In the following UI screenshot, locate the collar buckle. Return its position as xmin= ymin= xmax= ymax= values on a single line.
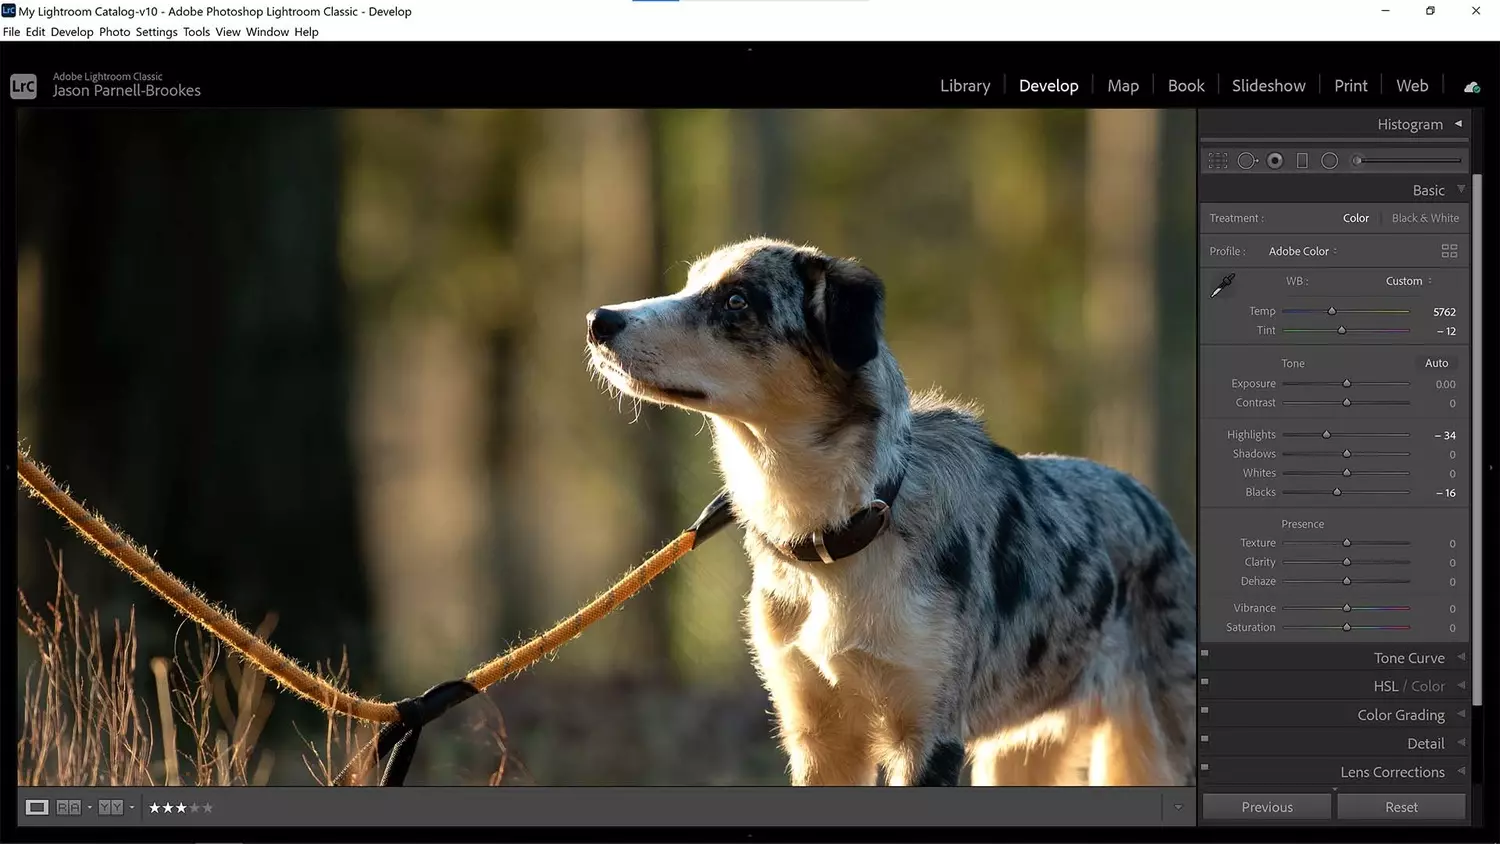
xmin=811 ymin=530 xmax=836 ymax=565
xmin=771 ymin=473 xmax=904 ymax=565
xmin=801 ymin=497 xmax=893 ymax=565
xmin=869 ymin=499 xmax=891 ymax=536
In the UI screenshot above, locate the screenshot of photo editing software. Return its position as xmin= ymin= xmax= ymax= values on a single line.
xmin=1 ymin=3 xmax=1497 ymax=843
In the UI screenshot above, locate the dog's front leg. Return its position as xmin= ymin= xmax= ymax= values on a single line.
xmin=757 ymin=649 xmax=876 ymax=785
xmin=879 ymin=730 xmax=966 ymax=786
xmin=771 ymin=656 xmax=876 ymax=786
xmin=749 ymin=593 xmax=875 ymax=785
xmin=867 ymin=663 xmax=963 ymax=786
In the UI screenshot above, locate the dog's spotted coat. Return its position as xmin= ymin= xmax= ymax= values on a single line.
xmin=587 ymin=238 xmax=1197 ymax=787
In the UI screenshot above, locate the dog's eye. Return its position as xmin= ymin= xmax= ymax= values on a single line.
xmin=725 ymin=293 xmax=748 ymax=311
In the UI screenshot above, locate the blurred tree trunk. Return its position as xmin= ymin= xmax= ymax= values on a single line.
xmin=1153 ymin=110 xmax=1198 ymax=545
xmin=512 ymin=109 xmax=678 ymax=679
xmin=23 ymin=112 xmax=374 ymax=690
xmin=638 ymin=110 xmax=684 ymax=676
xmin=579 ymin=108 xmax=679 ymax=679
xmin=745 ymin=110 xmax=791 ymax=238
xmin=658 ymin=110 xmax=756 ymax=686
xmin=967 ymin=110 xmax=1066 ymax=447
xmin=354 ymin=322 xmax=494 ymax=688
xmin=510 ymin=111 xmax=583 ymax=641
xmin=339 ymin=110 xmax=523 ymax=694
xmin=1083 ymin=110 xmax=1161 ymax=485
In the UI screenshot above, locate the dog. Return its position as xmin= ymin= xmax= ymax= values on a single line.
xmin=585 ymin=238 xmax=1197 ymax=787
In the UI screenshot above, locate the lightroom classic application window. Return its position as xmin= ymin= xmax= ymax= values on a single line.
xmin=2 ymin=3 xmax=1495 ymax=843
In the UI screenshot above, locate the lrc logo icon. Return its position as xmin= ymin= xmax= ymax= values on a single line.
xmin=1 ymin=4 xmax=17 ymax=17
xmin=10 ymin=73 xmax=37 ymax=100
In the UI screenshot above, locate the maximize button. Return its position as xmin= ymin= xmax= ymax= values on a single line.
xmin=1203 ymin=793 xmax=1331 ymax=821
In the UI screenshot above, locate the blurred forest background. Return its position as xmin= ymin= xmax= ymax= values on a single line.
xmin=14 ymin=109 xmax=1196 ymax=786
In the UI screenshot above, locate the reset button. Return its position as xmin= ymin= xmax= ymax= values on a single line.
xmin=1337 ymin=793 xmax=1466 ymax=820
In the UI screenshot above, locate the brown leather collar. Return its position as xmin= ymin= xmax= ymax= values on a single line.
xmin=773 ymin=473 xmax=905 ymax=564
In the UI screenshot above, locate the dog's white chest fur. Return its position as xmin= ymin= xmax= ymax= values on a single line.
xmin=752 ymin=539 xmax=949 ymax=687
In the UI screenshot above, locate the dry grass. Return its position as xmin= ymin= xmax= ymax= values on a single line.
xmin=16 ymin=552 xmax=512 ymax=787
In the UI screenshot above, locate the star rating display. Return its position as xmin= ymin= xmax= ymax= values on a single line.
xmin=147 ymin=801 xmax=213 ymax=815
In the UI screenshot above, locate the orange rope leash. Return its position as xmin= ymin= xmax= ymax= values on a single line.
xmin=15 ymin=446 xmax=703 ymax=724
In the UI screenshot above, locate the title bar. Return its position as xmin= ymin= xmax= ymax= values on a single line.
xmin=0 ymin=1 xmax=1495 ymax=42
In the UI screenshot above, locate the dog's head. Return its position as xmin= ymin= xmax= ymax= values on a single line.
xmin=586 ymin=238 xmax=886 ymax=426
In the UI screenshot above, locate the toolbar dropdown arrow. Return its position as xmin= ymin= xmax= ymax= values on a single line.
xmin=1458 ymin=709 xmax=1467 ymax=718
xmin=1459 ymin=767 xmax=1467 ymax=776
xmin=1459 ymin=738 xmax=1467 ymax=747
xmin=1459 ymin=680 xmax=1468 ymax=690
xmin=1173 ymin=804 xmax=1184 ymax=811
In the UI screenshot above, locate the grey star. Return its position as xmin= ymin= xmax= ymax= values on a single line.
xmin=190 ymin=804 xmax=200 ymax=813
xmin=203 ymin=804 xmax=213 ymax=814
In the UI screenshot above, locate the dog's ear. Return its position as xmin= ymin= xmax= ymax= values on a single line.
xmin=796 ymin=252 xmax=885 ymax=373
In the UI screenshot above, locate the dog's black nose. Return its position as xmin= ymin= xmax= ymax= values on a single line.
xmin=587 ymin=307 xmax=627 ymax=344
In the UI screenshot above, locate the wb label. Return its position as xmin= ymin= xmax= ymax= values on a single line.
xmin=10 ymin=73 xmax=37 ymax=100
